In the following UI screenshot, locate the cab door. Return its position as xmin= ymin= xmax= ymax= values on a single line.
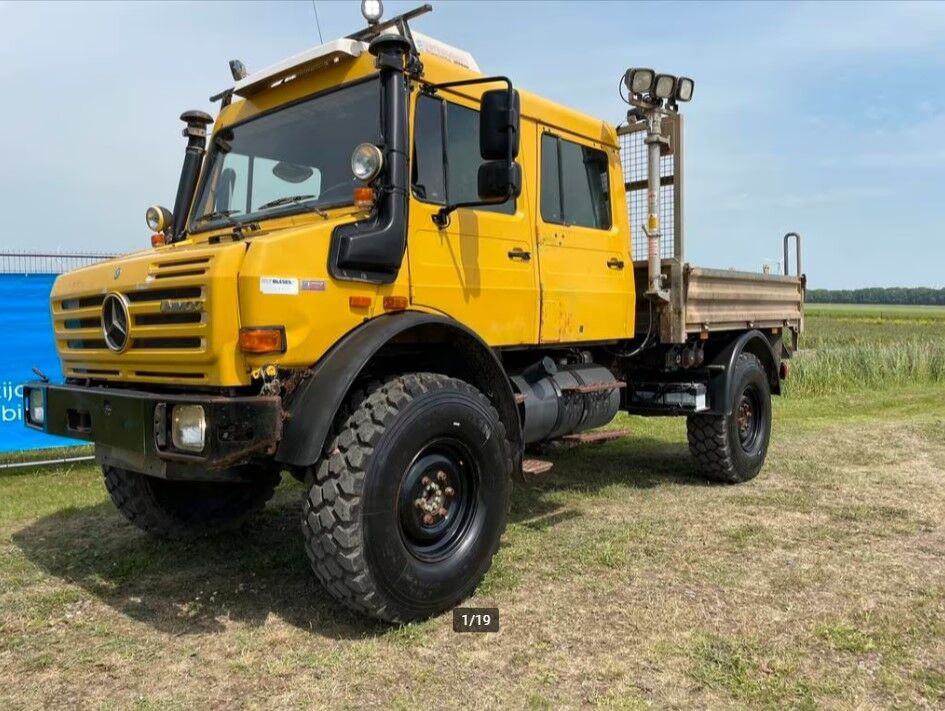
xmin=407 ymin=92 xmax=538 ymax=346
xmin=536 ymin=129 xmax=630 ymax=342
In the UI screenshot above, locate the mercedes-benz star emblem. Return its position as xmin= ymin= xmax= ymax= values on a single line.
xmin=101 ymin=293 xmax=130 ymax=353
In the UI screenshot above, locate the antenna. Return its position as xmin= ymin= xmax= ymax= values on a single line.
xmin=311 ymin=0 xmax=324 ymax=44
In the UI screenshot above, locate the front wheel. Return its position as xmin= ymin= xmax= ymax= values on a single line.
xmin=301 ymin=373 xmax=512 ymax=622
xmin=103 ymin=465 xmax=281 ymax=539
xmin=687 ymin=352 xmax=772 ymax=484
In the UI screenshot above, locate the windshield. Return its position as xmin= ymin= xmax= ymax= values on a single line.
xmin=190 ymin=78 xmax=381 ymax=232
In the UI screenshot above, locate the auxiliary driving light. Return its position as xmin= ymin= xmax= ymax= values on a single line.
xmin=624 ymin=67 xmax=655 ymax=96
xmin=27 ymin=388 xmax=45 ymax=426
xmin=171 ymin=404 xmax=206 ymax=452
xmin=145 ymin=205 xmax=173 ymax=233
xmin=361 ymin=0 xmax=383 ymax=25
xmin=653 ymin=74 xmax=677 ymax=100
xmin=675 ymin=76 xmax=695 ymax=102
xmin=351 ymin=143 xmax=383 ymax=182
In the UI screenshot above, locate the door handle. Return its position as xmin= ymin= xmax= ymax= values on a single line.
xmin=508 ymin=249 xmax=531 ymax=262
xmin=607 ymin=258 xmax=625 ymax=270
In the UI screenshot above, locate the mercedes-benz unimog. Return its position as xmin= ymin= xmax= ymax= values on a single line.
xmin=24 ymin=3 xmax=804 ymax=622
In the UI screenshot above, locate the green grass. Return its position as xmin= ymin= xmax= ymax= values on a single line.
xmin=788 ymin=301 xmax=945 ymax=397
xmin=1 ymin=303 xmax=945 ymax=708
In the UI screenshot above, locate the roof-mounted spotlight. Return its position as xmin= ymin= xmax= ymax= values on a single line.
xmin=361 ymin=0 xmax=384 ymax=25
xmin=624 ymin=67 xmax=655 ymax=96
xmin=675 ymin=76 xmax=695 ymax=102
xmin=229 ymin=59 xmax=248 ymax=81
xmin=653 ymin=74 xmax=677 ymax=100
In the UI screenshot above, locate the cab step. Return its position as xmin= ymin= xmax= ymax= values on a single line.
xmin=522 ymin=458 xmax=554 ymax=476
xmin=559 ymin=429 xmax=627 ymax=445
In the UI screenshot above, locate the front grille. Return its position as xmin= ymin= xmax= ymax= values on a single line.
xmin=148 ymin=256 xmax=212 ymax=280
xmin=55 ymin=256 xmax=213 ymax=355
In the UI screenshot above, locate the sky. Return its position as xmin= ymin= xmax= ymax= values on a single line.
xmin=0 ymin=0 xmax=942 ymax=289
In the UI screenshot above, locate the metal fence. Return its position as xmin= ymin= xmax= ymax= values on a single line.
xmin=618 ymin=115 xmax=684 ymax=264
xmin=0 ymin=251 xmax=118 ymax=275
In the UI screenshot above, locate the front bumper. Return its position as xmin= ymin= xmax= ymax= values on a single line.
xmin=23 ymin=382 xmax=282 ymax=480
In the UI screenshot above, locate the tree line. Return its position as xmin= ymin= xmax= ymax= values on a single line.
xmin=807 ymin=287 xmax=945 ymax=305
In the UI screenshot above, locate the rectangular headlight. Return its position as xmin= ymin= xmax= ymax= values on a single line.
xmin=171 ymin=404 xmax=206 ymax=452
xmin=27 ymin=388 xmax=45 ymax=426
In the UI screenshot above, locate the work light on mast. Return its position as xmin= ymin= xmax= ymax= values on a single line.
xmin=621 ymin=66 xmax=695 ymax=302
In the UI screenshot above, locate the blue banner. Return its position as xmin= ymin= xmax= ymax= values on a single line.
xmin=0 ymin=274 xmax=79 ymax=452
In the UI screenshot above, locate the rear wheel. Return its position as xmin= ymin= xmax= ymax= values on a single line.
xmin=301 ymin=373 xmax=512 ymax=622
xmin=687 ymin=352 xmax=772 ymax=484
xmin=103 ymin=465 xmax=281 ymax=539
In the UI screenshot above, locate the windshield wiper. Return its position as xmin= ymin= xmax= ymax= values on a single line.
xmin=257 ymin=195 xmax=316 ymax=210
xmin=194 ymin=209 xmax=241 ymax=225
xmin=256 ymin=194 xmax=328 ymax=217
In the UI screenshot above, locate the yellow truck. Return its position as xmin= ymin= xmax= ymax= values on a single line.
xmin=24 ymin=4 xmax=804 ymax=622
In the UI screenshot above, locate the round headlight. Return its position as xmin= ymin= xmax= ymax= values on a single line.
xmin=351 ymin=143 xmax=383 ymax=182
xmin=145 ymin=205 xmax=173 ymax=232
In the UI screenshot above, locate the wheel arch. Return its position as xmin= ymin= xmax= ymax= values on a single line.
xmin=705 ymin=329 xmax=781 ymax=416
xmin=275 ymin=311 xmax=522 ymax=468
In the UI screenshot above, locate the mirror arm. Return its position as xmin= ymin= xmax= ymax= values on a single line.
xmin=424 ymin=75 xmax=518 ymax=229
xmin=431 ymin=189 xmax=515 ymax=229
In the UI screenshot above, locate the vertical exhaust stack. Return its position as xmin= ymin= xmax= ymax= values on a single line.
xmin=171 ymin=110 xmax=214 ymax=242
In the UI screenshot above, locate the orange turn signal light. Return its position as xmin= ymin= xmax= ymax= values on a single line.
xmin=239 ymin=327 xmax=285 ymax=354
xmin=383 ymin=296 xmax=408 ymax=311
xmin=151 ymin=233 xmax=166 ymax=247
xmin=349 ymin=295 xmax=372 ymax=308
xmin=353 ymin=187 xmax=374 ymax=208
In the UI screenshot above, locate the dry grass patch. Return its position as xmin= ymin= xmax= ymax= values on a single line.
xmin=1 ymin=392 xmax=945 ymax=708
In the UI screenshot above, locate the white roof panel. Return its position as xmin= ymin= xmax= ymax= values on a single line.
xmin=233 ymin=38 xmax=368 ymax=98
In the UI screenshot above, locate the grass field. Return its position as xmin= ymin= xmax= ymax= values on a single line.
xmin=2 ymin=306 xmax=945 ymax=709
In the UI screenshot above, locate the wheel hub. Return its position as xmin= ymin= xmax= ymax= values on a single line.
xmin=414 ymin=470 xmax=456 ymax=526
xmin=736 ymin=387 xmax=761 ymax=450
xmin=397 ymin=440 xmax=477 ymax=562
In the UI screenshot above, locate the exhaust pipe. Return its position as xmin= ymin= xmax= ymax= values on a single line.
xmin=171 ymin=110 xmax=214 ymax=241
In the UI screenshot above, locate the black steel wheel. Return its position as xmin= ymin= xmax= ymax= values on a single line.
xmin=301 ymin=373 xmax=512 ymax=622
xmin=687 ymin=352 xmax=772 ymax=483
xmin=397 ymin=438 xmax=479 ymax=562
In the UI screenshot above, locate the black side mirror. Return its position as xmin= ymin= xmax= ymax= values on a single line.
xmin=480 ymin=89 xmax=520 ymax=160
xmin=478 ymin=161 xmax=522 ymax=201
xmin=478 ymin=88 xmax=521 ymax=202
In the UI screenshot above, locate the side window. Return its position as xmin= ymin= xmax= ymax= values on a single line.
xmin=413 ymin=95 xmax=446 ymax=203
xmin=412 ymin=95 xmax=515 ymax=214
xmin=540 ymin=134 xmax=561 ymax=223
xmin=540 ymin=134 xmax=612 ymax=230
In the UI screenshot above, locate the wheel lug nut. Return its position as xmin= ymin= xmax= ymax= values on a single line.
xmin=436 ymin=470 xmax=447 ymax=483
xmin=423 ymin=513 xmax=434 ymax=525
xmin=421 ymin=476 xmax=431 ymax=486
xmin=438 ymin=507 xmax=448 ymax=518
xmin=444 ymin=487 xmax=455 ymax=497
xmin=414 ymin=498 xmax=425 ymax=509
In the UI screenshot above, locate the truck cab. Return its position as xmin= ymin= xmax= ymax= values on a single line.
xmin=24 ymin=4 xmax=804 ymax=623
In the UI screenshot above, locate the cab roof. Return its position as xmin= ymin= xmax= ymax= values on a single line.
xmin=215 ymin=34 xmax=617 ymax=149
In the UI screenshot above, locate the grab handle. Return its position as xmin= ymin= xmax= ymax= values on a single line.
xmin=783 ymin=232 xmax=801 ymax=276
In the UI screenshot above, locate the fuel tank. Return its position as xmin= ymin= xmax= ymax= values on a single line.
xmin=511 ymin=357 xmax=621 ymax=444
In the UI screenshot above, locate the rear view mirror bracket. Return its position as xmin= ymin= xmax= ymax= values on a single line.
xmin=423 ymin=75 xmax=521 ymax=228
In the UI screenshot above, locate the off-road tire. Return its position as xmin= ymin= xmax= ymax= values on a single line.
xmin=301 ymin=373 xmax=512 ymax=623
xmin=103 ymin=465 xmax=281 ymax=539
xmin=687 ymin=352 xmax=772 ymax=484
